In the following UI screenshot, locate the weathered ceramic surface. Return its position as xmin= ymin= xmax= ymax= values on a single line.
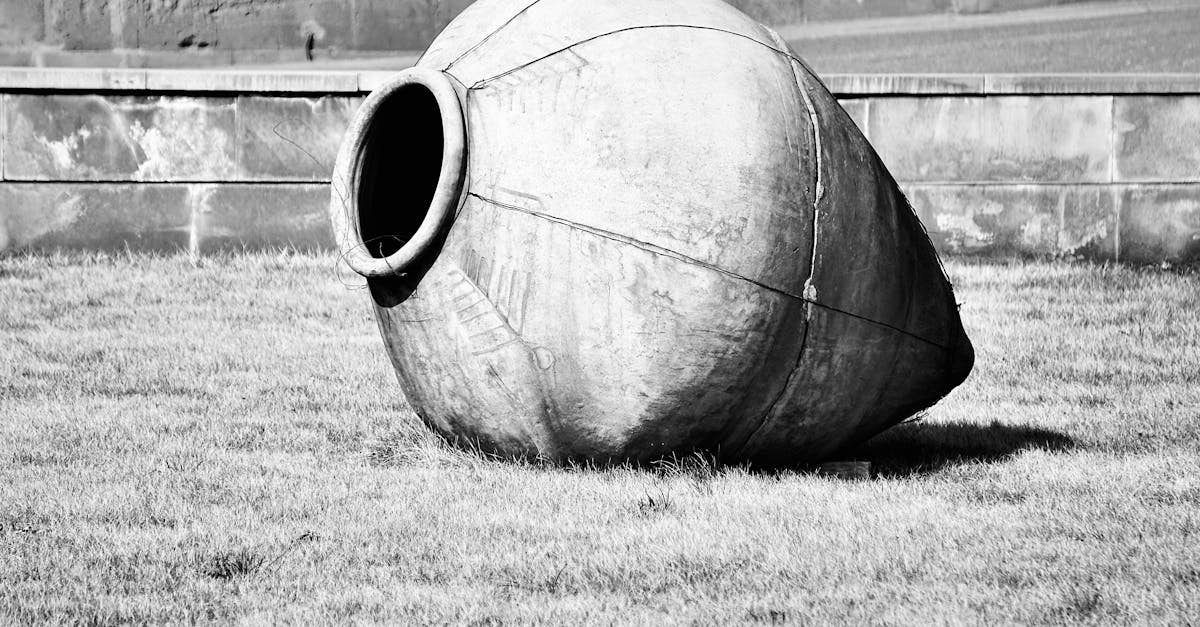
xmin=330 ymin=0 xmax=974 ymax=464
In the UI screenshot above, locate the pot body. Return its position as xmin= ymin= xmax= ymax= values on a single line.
xmin=331 ymin=0 xmax=974 ymax=464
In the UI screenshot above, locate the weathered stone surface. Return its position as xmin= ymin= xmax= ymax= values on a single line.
xmin=0 ymin=183 xmax=191 ymax=252
xmin=0 ymin=49 xmax=32 ymax=66
xmin=351 ymin=0 xmax=474 ymax=51
xmin=0 ymin=0 xmax=44 ymax=47
xmin=125 ymin=0 xmax=472 ymax=52
xmin=837 ymin=98 xmax=869 ymax=138
xmin=905 ymin=184 xmax=1118 ymax=257
xmin=0 ymin=68 xmax=145 ymax=90
xmin=824 ymin=74 xmax=984 ymax=95
xmin=144 ymin=70 xmax=358 ymax=93
xmin=195 ymin=184 xmax=333 ymax=252
xmin=871 ymin=96 xmax=1113 ymax=182
xmin=985 ymin=74 xmax=1200 ymax=95
xmin=5 ymin=0 xmax=1177 ymax=57
xmin=24 ymin=48 xmax=238 ymax=69
xmin=1119 ymin=186 xmax=1200 ymax=264
xmin=1115 ymin=96 xmax=1200 ymax=183
xmin=217 ymin=0 xmax=354 ymax=51
xmin=134 ymin=0 xmax=223 ymax=50
xmin=123 ymin=48 xmax=236 ymax=68
xmin=3 ymin=94 xmax=236 ymax=182
xmin=238 ymin=96 xmax=362 ymax=181
xmin=41 ymin=0 xmax=118 ymax=50
xmin=1060 ymin=186 xmax=1120 ymax=260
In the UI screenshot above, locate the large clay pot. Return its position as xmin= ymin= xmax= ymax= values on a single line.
xmin=330 ymin=0 xmax=974 ymax=465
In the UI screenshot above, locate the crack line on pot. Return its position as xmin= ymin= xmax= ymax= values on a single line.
xmin=468 ymin=193 xmax=950 ymax=351
xmin=795 ymin=77 xmax=824 ymax=308
xmin=737 ymin=29 xmax=826 ymax=457
xmin=468 ymin=24 xmax=789 ymax=90
xmin=441 ymin=0 xmax=550 ymax=72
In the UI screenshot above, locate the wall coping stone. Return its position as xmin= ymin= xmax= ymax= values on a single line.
xmin=144 ymin=69 xmax=360 ymax=93
xmin=2 ymin=68 xmax=1200 ymax=95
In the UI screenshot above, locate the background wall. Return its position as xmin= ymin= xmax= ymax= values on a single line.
xmin=0 ymin=0 xmax=474 ymax=54
xmin=0 ymin=0 xmax=1106 ymax=59
xmin=0 ymin=69 xmax=1196 ymax=264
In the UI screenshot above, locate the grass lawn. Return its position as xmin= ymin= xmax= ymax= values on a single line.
xmin=1 ymin=252 xmax=1198 ymax=624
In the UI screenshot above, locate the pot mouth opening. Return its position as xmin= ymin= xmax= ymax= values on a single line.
xmin=337 ymin=68 xmax=466 ymax=278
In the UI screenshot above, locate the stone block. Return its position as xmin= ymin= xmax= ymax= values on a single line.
xmin=0 ymin=0 xmax=44 ymax=46
xmin=133 ymin=0 xmax=222 ymax=50
xmin=904 ymin=184 xmax=1118 ymax=258
xmin=1060 ymin=186 xmax=1120 ymax=260
xmin=1118 ymin=186 xmax=1200 ymax=264
xmin=133 ymin=0 xmax=351 ymax=51
xmin=215 ymin=0 xmax=354 ymax=51
xmin=351 ymin=0 xmax=474 ymax=51
xmin=42 ymin=0 xmax=114 ymax=49
xmin=3 ymin=94 xmax=236 ymax=182
xmin=1115 ymin=96 xmax=1200 ymax=183
xmin=237 ymin=96 xmax=362 ymax=181
xmin=838 ymin=98 xmax=869 ymax=138
xmin=870 ymin=96 xmax=1113 ymax=183
xmin=195 ymin=184 xmax=334 ymax=253
xmin=0 ymin=49 xmax=32 ymax=66
xmin=0 ymin=183 xmax=191 ymax=252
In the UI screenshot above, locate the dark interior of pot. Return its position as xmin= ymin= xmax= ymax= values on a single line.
xmin=356 ymin=83 xmax=445 ymax=260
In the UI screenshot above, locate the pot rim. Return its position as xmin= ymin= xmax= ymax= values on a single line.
xmin=330 ymin=67 xmax=467 ymax=278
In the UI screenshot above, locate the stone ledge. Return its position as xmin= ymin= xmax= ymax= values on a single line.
xmin=2 ymin=68 xmax=1199 ymax=95
xmin=0 ymin=68 xmax=148 ymax=90
xmin=144 ymin=70 xmax=359 ymax=93
xmin=825 ymin=74 xmax=1200 ymax=95
xmin=822 ymin=74 xmax=986 ymax=94
xmin=0 ymin=68 xmax=365 ymax=93
xmin=983 ymin=74 xmax=1200 ymax=95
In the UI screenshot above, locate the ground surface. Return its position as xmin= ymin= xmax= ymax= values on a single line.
xmin=1 ymin=253 xmax=1198 ymax=623
xmin=790 ymin=0 xmax=1200 ymax=73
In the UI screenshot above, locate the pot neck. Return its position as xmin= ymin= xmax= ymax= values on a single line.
xmin=331 ymin=67 xmax=467 ymax=278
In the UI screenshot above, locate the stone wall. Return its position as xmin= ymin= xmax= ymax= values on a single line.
xmin=842 ymin=75 xmax=1200 ymax=263
xmin=0 ymin=0 xmax=1101 ymax=59
xmin=0 ymin=69 xmax=1197 ymax=263
xmin=1 ymin=0 xmax=473 ymax=53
